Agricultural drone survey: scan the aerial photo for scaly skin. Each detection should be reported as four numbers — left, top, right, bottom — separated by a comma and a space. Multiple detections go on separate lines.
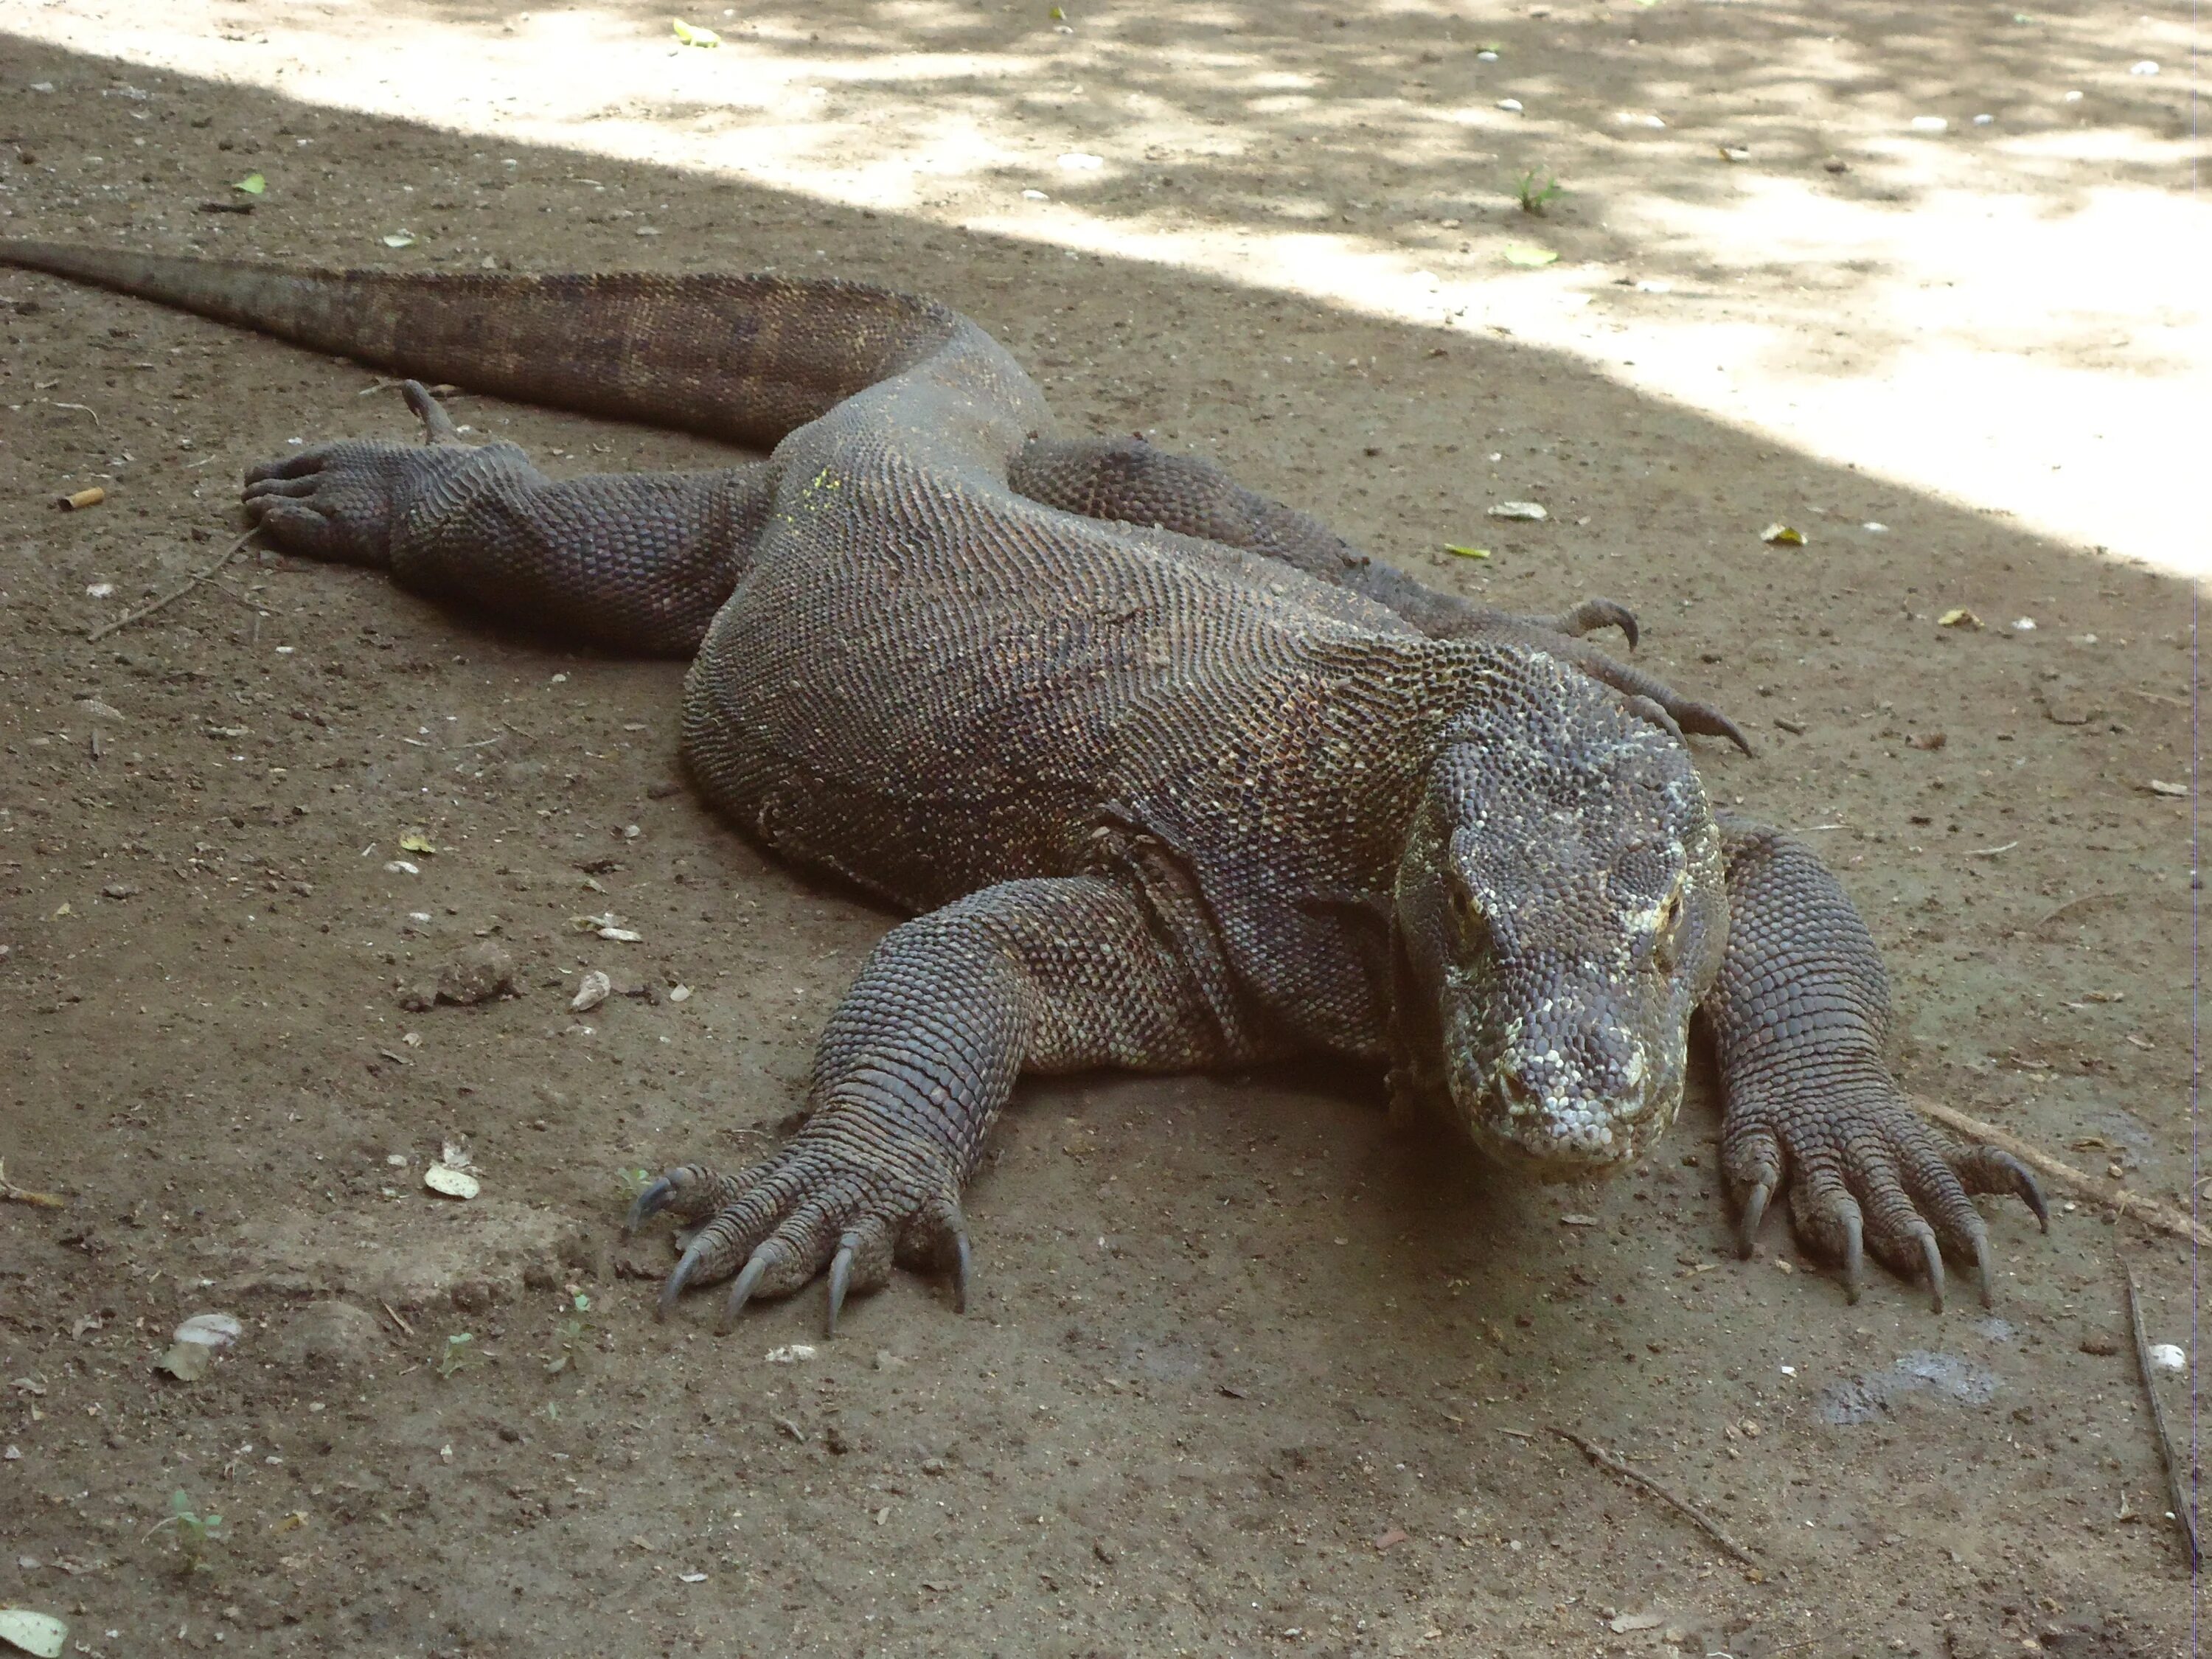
0, 239, 2046, 1332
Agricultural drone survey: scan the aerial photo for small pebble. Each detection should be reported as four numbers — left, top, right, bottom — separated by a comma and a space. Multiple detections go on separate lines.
437, 941, 515, 1006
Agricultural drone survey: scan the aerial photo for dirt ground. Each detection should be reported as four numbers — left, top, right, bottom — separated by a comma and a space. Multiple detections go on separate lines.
0, 1, 2201, 1655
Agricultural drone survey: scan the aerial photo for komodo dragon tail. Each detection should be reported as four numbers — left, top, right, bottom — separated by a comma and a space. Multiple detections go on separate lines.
0, 239, 974, 450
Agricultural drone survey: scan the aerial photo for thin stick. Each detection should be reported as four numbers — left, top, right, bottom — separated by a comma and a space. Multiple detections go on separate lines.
380, 1300, 415, 1338
0, 1159, 67, 1208
2122, 1261, 2200, 1571
205, 580, 271, 616
1914, 1098, 2212, 1249
1549, 1426, 1761, 1568
86, 529, 257, 642
2032, 892, 2127, 930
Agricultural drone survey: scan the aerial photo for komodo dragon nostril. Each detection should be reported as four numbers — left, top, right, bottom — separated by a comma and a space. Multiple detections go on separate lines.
1496, 1066, 1543, 1119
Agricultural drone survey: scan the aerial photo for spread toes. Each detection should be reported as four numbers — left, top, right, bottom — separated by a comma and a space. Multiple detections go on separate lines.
628, 1141, 967, 1336
1724, 1082, 2045, 1311
240, 439, 413, 566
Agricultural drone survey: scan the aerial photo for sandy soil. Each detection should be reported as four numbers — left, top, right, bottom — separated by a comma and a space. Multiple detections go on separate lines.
0, 2, 2201, 1655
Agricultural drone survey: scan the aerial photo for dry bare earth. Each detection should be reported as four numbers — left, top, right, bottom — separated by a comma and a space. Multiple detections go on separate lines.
0, 4, 2198, 1656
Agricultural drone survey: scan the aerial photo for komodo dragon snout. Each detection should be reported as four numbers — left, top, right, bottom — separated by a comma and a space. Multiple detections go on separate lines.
1393, 687, 1728, 1179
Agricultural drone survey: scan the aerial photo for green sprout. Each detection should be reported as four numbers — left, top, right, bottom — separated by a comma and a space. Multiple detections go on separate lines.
147, 1489, 224, 1574
434, 1330, 481, 1381
1516, 172, 1564, 215
546, 1292, 596, 1376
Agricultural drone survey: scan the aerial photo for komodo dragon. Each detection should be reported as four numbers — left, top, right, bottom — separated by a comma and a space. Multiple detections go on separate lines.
0, 240, 2046, 1333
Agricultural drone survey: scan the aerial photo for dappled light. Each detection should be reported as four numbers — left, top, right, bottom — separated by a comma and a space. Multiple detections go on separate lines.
4, 0, 2205, 570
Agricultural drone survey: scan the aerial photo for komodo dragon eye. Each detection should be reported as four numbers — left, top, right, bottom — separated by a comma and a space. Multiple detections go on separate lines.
1447, 881, 1491, 945
1650, 887, 1683, 973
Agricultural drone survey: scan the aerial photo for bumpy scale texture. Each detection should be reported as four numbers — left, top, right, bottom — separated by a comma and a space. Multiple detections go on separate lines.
0, 239, 2045, 1329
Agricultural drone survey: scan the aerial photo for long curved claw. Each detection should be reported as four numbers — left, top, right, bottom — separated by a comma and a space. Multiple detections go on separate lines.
399, 379, 467, 447
658, 1236, 710, 1321
826, 1239, 856, 1338
2013, 1160, 2051, 1234
1916, 1228, 1945, 1315
1840, 1208, 1865, 1305
1972, 1231, 1994, 1310
624, 1175, 678, 1240
1736, 1180, 1773, 1258
952, 1226, 973, 1315
1952, 1146, 2051, 1233
1680, 700, 1753, 757
1553, 597, 1639, 650
718, 1253, 770, 1334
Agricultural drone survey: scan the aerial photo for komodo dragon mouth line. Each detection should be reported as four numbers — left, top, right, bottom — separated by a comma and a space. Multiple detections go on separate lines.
0, 237, 2048, 1332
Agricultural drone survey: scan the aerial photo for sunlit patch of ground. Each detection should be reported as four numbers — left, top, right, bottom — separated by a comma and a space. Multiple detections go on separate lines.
7, 0, 2203, 571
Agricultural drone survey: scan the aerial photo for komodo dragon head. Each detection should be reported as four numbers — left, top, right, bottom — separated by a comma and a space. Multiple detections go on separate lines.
1391, 667, 1728, 1179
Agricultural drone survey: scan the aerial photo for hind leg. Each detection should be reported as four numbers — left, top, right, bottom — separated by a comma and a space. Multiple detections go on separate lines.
1011, 435, 1747, 751
243, 382, 780, 656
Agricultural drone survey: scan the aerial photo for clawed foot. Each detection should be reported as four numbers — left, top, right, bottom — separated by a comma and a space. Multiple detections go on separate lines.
622, 1140, 971, 1337
240, 380, 479, 566
1725, 1082, 2048, 1311
1474, 598, 1753, 756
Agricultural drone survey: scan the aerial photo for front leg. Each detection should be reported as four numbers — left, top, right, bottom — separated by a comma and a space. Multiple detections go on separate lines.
626, 876, 1240, 1335
241, 383, 778, 655
1700, 819, 2048, 1310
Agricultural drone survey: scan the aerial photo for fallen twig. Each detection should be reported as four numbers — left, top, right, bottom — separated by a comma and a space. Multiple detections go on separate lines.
1915, 1099, 2212, 1249
1549, 1426, 1760, 1568
86, 528, 257, 642
206, 580, 271, 616
2031, 892, 2129, 932
2122, 1261, 2200, 1572
0, 1159, 67, 1208
379, 1300, 415, 1338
